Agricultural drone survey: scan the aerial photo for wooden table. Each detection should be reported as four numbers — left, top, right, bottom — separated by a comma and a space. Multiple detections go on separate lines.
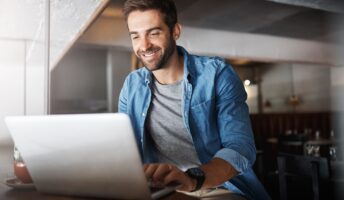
0, 145, 244, 200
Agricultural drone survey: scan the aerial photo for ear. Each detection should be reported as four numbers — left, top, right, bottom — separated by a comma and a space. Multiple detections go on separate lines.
173, 23, 182, 40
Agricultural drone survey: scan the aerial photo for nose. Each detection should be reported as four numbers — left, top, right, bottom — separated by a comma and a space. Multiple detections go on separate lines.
139, 36, 152, 52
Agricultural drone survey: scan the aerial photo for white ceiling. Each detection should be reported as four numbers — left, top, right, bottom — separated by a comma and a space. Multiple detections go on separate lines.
107, 0, 344, 43
78, 0, 344, 65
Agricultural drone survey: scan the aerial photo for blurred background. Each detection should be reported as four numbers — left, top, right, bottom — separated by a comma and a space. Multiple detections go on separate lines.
1, 0, 344, 199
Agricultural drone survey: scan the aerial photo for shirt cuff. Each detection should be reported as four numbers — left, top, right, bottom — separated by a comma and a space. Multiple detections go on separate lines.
214, 148, 250, 174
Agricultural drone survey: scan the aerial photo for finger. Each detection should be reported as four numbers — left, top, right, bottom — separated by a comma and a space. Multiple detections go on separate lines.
163, 170, 193, 191
162, 169, 179, 185
162, 166, 185, 185
144, 164, 159, 179
152, 164, 172, 182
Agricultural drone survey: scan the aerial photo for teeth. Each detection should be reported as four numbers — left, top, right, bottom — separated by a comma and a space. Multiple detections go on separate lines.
143, 49, 158, 57
144, 52, 154, 56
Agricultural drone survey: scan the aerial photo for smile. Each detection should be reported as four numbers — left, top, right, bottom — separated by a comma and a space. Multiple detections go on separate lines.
142, 49, 160, 57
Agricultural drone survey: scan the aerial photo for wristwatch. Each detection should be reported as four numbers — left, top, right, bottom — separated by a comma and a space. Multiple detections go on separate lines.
185, 167, 205, 192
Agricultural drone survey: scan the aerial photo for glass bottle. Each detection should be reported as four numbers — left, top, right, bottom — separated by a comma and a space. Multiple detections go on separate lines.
13, 146, 33, 183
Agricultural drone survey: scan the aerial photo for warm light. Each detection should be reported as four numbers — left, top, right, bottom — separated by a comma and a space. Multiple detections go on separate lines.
16, 162, 26, 167
289, 95, 301, 106
244, 79, 251, 86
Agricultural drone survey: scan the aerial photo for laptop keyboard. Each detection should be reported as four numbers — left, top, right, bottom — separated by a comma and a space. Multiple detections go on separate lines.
149, 182, 180, 199
148, 180, 180, 199
150, 186, 165, 193
148, 180, 165, 192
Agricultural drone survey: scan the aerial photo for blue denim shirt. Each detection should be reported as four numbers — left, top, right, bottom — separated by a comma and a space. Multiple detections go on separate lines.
118, 46, 270, 200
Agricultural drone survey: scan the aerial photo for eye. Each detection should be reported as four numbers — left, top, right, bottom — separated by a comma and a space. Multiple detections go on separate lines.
131, 35, 139, 40
150, 31, 160, 37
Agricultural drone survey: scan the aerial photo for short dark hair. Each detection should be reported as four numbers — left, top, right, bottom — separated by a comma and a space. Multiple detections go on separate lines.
123, 0, 178, 31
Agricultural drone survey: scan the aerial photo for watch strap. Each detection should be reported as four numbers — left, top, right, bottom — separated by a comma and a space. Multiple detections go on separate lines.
185, 167, 205, 192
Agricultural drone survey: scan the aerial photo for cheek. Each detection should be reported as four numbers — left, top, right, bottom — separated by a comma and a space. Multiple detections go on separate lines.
131, 43, 140, 54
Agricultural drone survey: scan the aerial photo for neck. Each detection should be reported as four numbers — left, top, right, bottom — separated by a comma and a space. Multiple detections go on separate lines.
152, 47, 184, 85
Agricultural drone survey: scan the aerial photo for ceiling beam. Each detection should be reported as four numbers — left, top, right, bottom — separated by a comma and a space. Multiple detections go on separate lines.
266, 0, 344, 13
78, 16, 342, 65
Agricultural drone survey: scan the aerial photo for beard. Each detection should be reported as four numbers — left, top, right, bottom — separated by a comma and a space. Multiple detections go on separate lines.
138, 37, 176, 71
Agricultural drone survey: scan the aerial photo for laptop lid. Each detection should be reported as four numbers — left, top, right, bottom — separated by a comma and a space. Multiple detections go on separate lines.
5, 113, 152, 199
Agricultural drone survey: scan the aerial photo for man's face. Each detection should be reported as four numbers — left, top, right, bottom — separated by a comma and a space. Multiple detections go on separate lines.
127, 9, 176, 71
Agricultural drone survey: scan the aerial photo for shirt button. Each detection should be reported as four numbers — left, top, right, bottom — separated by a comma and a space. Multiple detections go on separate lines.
142, 113, 145, 117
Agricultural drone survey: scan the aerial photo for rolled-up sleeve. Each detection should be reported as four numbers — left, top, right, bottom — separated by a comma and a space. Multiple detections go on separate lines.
214, 62, 256, 174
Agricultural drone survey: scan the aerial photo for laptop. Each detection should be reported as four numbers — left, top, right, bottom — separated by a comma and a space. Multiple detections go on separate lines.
5, 113, 178, 200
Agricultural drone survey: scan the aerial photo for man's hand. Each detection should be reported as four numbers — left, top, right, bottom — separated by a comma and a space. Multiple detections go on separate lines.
144, 158, 238, 192
143, 163, 196, 192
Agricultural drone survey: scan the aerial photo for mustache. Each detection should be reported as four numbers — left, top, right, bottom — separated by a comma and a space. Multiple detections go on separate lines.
138, 47, 160, 55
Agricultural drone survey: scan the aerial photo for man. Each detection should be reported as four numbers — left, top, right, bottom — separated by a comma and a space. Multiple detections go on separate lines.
119, 0, 270, 199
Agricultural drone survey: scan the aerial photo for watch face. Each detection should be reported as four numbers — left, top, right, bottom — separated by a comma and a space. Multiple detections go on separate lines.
190, 168, 204, 177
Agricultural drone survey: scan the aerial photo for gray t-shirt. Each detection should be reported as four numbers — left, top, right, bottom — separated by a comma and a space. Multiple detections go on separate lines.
146, 78, 201, 171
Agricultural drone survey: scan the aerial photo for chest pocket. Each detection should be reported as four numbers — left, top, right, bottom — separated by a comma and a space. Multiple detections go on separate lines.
190, 98, 217, 133
189, 97, 221, 154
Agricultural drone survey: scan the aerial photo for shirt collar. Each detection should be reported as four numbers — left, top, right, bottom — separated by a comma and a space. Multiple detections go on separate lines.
177, 45, 194, 81
144, 70, 153, 85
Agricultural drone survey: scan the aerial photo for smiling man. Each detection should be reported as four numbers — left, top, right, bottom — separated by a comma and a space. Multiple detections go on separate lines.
118, 0, 270, 199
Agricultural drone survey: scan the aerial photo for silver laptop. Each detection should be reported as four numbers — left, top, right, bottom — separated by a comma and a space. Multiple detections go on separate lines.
5, 113, 177, 200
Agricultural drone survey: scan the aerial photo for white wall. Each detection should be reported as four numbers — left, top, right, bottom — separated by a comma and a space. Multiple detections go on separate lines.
0, 40, 25, 145
0, 0, 47, 145
266, 63, 331, 113
51, 47, 107, 114
0, 0, 107, 145
239, 63, 331, 114
0, 41, 46, 145
261, 63, 294, 113
292, 63, 331, 112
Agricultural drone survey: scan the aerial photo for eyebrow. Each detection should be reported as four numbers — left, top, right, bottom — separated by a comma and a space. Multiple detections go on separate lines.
129, 27, 162, 35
